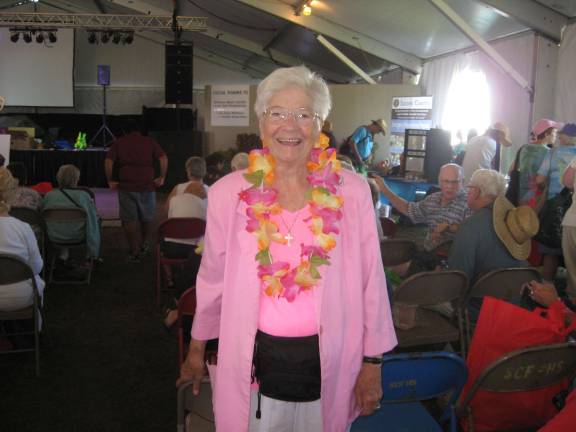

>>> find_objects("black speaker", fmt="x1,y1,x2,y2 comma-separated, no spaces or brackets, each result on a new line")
165,44,193,104
424,128,453,183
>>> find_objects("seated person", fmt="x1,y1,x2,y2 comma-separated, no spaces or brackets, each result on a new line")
448,170,539,319
230,152,249,172
161,158,207,291
0,167,42,211
373,163,470,252
367,178,385,241
165,156,208,210
0,188,45,329
42,165,101,261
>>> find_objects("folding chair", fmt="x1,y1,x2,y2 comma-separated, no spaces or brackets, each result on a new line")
379,217,397,238
393,270,469,356
464,267,541,344
42,207,93,284
0,254,44,376
155,218,205,307
380,239,416,267
9,207,47,278
456,342,576,432
351,351,467,432
177,287,218,367
177,380,215,432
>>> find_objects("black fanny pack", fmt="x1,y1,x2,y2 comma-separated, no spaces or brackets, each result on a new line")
253,330,321,403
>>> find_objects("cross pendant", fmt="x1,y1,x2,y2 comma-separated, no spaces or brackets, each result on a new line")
284,232,294,246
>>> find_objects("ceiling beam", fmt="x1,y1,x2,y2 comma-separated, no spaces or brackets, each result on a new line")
235,0,423,75
479,0,567,42
109,0,350,82
429,0,531,94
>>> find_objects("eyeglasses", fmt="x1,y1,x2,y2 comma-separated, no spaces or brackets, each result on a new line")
440,179,461,186
263,107,319,125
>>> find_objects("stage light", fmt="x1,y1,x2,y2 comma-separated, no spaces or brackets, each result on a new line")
101,32,110,43
48,31,57,43
23,32,32,43
123,31,134,44
112,32,121,44
36,32,44,43
302,4,312,15
88,31,97,44
10,32,19,43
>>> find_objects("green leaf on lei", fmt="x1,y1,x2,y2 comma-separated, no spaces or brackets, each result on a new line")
255,249,271,266
243,170,264,187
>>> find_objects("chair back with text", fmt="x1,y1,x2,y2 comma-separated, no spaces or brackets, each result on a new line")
457,342,576,430
0,254,42,376
352,351,467,432
380,239,416,267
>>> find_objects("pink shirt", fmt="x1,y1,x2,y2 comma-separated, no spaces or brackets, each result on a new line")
258,206,318,337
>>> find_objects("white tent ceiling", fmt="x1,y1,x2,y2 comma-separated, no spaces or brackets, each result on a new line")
0,0,573,82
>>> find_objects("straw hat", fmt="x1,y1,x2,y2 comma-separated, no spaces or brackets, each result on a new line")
372,119,387,134
490,122,512,147
493,196,539,260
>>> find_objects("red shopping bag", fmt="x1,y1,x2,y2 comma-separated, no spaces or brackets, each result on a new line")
460,297,576,431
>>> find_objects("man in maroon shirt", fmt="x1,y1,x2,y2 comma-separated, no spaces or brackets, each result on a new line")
105,120,168,262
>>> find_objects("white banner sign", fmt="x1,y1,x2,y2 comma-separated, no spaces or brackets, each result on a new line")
211,85,250,127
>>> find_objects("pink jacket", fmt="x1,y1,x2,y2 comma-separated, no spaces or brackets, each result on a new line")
191,169,397,431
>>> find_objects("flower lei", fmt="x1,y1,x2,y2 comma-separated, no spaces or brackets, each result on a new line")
239,134,343,302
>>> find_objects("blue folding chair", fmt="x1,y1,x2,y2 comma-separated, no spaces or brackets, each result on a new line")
351,351,467,432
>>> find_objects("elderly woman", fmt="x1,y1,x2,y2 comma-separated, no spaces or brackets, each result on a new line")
231,152,249,171
0,166,42,211
177,66,396,431
0,174,45,321
42,164,101,260
166,156,208,207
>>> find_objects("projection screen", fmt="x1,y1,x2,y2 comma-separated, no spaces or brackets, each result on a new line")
0,28,74,107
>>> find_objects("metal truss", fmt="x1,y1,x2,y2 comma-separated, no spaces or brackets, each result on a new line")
0,12,207,31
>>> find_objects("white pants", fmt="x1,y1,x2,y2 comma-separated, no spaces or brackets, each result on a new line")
248,391,322,432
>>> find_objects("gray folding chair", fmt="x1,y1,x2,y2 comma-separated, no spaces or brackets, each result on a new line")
0,254,44,376
177,380,215,432
380,239,417,267
42,207,93,284
464,267,541,344
456,342,576,432
393,270,469,356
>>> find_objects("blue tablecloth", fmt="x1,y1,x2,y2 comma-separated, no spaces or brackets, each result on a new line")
379,177,435,205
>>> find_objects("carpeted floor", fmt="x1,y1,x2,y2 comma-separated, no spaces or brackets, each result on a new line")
0,221,180,431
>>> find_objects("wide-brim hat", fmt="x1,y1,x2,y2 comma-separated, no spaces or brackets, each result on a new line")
493,196,539,260
372,119,387,134
490,122,512,147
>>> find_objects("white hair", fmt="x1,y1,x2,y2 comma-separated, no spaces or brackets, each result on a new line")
254,65,332,125
469,169,506,197
439,163,464,181
231,152,249,171
56,164,80,188
185,157,206,180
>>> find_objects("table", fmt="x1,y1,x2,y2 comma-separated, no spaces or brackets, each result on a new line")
379,177,436,205
10,149,108,187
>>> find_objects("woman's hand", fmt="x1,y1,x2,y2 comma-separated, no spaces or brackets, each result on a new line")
354,363,383,416
527,280,560,307
176,340,206,395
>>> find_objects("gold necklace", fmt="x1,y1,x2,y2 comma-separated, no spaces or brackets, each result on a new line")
279,208,304,246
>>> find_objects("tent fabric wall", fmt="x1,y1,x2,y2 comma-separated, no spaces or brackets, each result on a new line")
555,22,576,123
421,32,536,172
